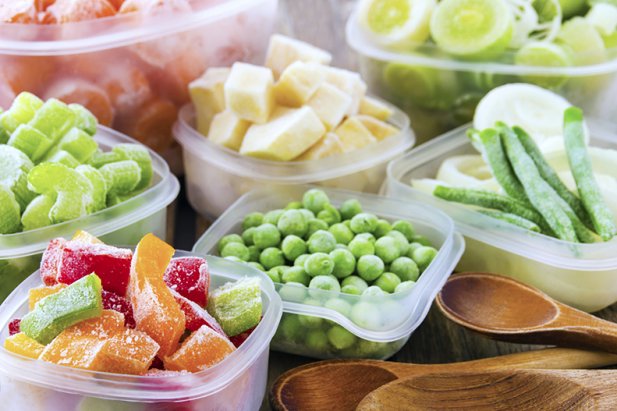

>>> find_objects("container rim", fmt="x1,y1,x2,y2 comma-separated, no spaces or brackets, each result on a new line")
173,98,415,184
192,185,465,343
0,0,275,56
386,120,617,271
0,125,180,259
0,253,283,402
345,10,617,77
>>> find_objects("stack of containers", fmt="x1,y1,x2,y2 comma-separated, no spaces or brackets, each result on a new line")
192,186,464,359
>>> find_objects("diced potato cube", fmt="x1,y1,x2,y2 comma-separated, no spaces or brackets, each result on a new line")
208,110,250,151
356,115,399,140
296,132,344,161
274,62,324,107
189,67,230,135
265,34,333,78
334,117,377,152
240,106,326,161
359,96,393,121
319,66,367,115
225,63,274,124
306,83,352,131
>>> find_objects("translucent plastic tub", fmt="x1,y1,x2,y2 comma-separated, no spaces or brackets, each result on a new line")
385,120,617,313
0,254,282,411
174,100,415,219
192,186,464,359
345,11,617,144
0,0,278,169
0,127,180,303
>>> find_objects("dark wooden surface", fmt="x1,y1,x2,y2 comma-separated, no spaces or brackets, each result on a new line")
169,1,617,409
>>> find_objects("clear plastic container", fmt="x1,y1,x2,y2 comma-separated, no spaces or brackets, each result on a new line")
385,120,617,313
345,11,617,144
0,126,180,303
0,254,282,411
0,0,278,169
192,186,464,359
174,100,415,219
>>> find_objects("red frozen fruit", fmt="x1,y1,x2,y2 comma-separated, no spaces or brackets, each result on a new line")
164,257,209,307
46,0,116,23
102,290,135,328
44,78,114,126
170,289,225,336
40,238,67,286
57,242,132,296
229,324,256,348
8,319,21,336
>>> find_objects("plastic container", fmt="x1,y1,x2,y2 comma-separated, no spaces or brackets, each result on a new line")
192,186,464,359
0,126,180,303
0,254,282,410
0,0,278,169
174,100,415,219
345,11,617,144
385,120,617,313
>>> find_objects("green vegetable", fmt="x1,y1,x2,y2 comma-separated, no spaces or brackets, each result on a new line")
479,209,541,232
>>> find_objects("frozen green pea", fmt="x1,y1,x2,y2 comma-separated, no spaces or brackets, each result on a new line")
342,220,351,228
334,244,348,250
267,268,282,283
221,242,250,261
304,253,334,277
342,275,368,291
285,201,303,210
302,189,330,214
309,275,341,296
341,285,362,295
282,266,311,286
217,234,243,253
412,246,438,272
247,245,260,262
357,255,384,282
263,209,285,225
354,339,383,357
350,302,381,329
242,227,255,246
329,223,354,245
390,257,420,282
252,223,281,249
374,272,401,293
307,230,336,253
306,329,329,352
294,254,310,267
242,212,264,230
278,314,304,341
278,209,309,237
411,234,432,246
363,285,386,297
278,282,307,302
247,262,265,271
395,280,416,293
299,209,315,221
317,204,341,225
327,325,357,350
373,219,392,238
355,233,376,244
392,220,415,241
330,248,356,279
306,218,329,238
374,236,400,263
281,235,307,261
324,298,352,316
298,299,323,329
339,198,362,220
386,230,410,255
259,247,285,270
407,242,423,257
348,237,375,259
350,212,379,234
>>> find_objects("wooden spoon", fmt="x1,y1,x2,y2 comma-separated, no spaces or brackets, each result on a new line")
357,369,617,410
269,348,617,411
436,272,617,353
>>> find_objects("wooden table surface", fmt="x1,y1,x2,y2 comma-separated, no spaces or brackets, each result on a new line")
171,1,617,409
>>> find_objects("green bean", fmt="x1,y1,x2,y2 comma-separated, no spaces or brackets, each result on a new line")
513,125,593,229
497,123,578,242
479,210,541,232
563,107,617,241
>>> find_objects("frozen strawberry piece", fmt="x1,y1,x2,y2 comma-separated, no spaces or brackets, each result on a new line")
102,290,135,328
46,0,116,23
170,289,225,336
164,257,209,307
8,319,20,336
57,242,132,296
229,324,256,348
40,238,66,286
44,78,114,127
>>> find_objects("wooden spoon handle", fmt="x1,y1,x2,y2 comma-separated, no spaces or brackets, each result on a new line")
383,348,617,378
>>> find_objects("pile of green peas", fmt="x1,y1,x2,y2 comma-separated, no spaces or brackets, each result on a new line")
216,189,440,297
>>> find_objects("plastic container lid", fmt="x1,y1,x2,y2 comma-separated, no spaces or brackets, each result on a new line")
0,254,282,402
0,126,180,260
173,101,414,184
386,119,617,272
345,9,617,77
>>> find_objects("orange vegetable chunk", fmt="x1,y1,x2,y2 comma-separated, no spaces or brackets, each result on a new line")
117,97,177,152
164,325,235,372
129,233,185,358
4,333,45,359
96,328,159,375
28,284,67,310
46,0,116,23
